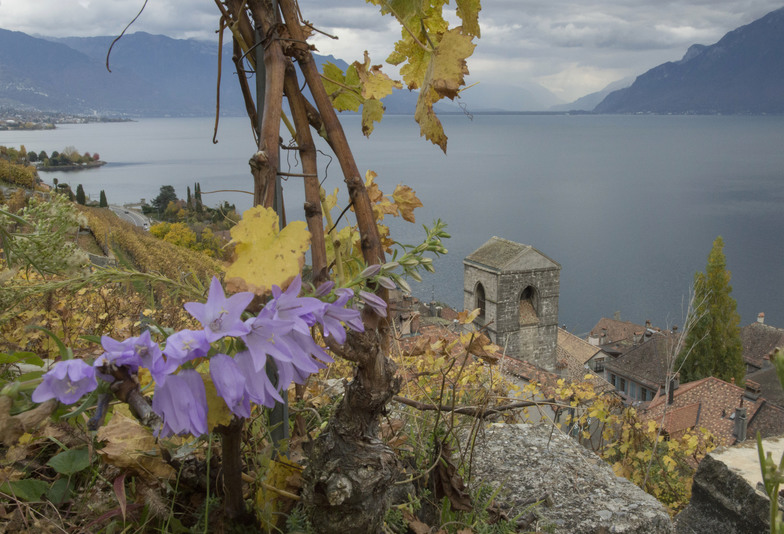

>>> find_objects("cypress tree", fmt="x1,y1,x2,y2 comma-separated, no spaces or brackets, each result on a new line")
187,186,193,209
676,236,745,384
195,182,203,212
99,190,108,207
76,184,86,205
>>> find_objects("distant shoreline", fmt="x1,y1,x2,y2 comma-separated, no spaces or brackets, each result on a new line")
37,161,107,172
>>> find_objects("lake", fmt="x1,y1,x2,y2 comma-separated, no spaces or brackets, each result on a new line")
3,114,784,335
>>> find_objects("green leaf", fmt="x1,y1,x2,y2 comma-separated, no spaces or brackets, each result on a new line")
16,370,44,382
26,326,72,360
0,478,49,501
46,477,72,505
0,352,44,367
47,447,91,475
322,62,363,112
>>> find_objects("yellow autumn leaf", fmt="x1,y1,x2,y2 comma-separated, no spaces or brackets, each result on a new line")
413,28,476,152
456,0,482,37
225,206,310,296
322,187,340,213
96,405,176,481
201,372,234,431
392,184,423,223
647,420,658,433
457,308,480,324
257,457,303,531
364,170,384,203
356,51,401,100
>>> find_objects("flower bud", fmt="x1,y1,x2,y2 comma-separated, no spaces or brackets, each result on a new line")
359,264,382,278
378,276,396,290
383,261,400,270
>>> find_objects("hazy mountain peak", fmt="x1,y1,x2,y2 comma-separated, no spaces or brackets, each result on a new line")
595,7,784,114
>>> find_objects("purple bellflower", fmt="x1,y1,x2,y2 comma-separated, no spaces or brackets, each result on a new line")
32,359,98,405
265,276,325,335
318,288,363,344
97,335,145,370
242,313,295,372
152,369,208,437
210,353,251,418
163,329,211,366
184,277,253,343
235,351,284,408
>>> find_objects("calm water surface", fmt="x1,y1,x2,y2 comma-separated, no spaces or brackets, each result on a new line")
3,114,784,335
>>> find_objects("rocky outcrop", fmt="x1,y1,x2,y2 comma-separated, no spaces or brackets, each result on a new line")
675,436,784,533
469,423,674,533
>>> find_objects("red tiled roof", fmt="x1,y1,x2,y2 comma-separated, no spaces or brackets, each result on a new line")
659,403,701,439
642,376,784,445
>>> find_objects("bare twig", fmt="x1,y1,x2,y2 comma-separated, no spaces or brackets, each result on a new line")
392,395,540,419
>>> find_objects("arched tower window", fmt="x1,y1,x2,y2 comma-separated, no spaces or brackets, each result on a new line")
475,283,486,318
519,285,539,326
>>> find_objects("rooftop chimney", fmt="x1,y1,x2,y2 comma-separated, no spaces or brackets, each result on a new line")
645,320,652,329
744,379,762,402
588,332,600,346
672,325,678,333
734,406,748,442
667,376,679,405
633,331,643,344
758,312,765,324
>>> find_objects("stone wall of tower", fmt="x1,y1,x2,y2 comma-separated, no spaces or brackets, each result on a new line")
496,269,560,370
463,263,501,342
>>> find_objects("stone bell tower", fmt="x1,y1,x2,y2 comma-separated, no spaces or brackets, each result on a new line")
463,237,560,371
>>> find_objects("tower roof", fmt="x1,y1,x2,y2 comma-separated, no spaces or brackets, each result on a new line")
464,236,560,272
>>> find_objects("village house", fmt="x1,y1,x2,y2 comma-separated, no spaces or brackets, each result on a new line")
555,328,613,389
641,376,784,445
740,312,784,374
602,331,679,404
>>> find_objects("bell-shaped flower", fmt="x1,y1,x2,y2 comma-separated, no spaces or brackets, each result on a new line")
318,288,364,344
32,359,98,405
132,330,164,372
98,335,144,370
266,276,325,335
235,351,284,408
184,277,253,343
163,329,211,367
152,369,208,437
241,313,295,372
272,329,331,390
210,353,251,419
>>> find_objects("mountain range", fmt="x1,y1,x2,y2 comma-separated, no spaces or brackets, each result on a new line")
1,5,782,117
0,28,565,116
595,7,784,114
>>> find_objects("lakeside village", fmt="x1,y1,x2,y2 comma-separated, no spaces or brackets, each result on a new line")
2,147,782,530
0,108,130,130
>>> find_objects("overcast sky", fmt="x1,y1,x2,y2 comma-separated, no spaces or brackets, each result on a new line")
1,0,782,101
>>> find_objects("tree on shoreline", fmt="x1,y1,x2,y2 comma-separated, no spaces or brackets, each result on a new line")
99,190,108,207
676,236,744,384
